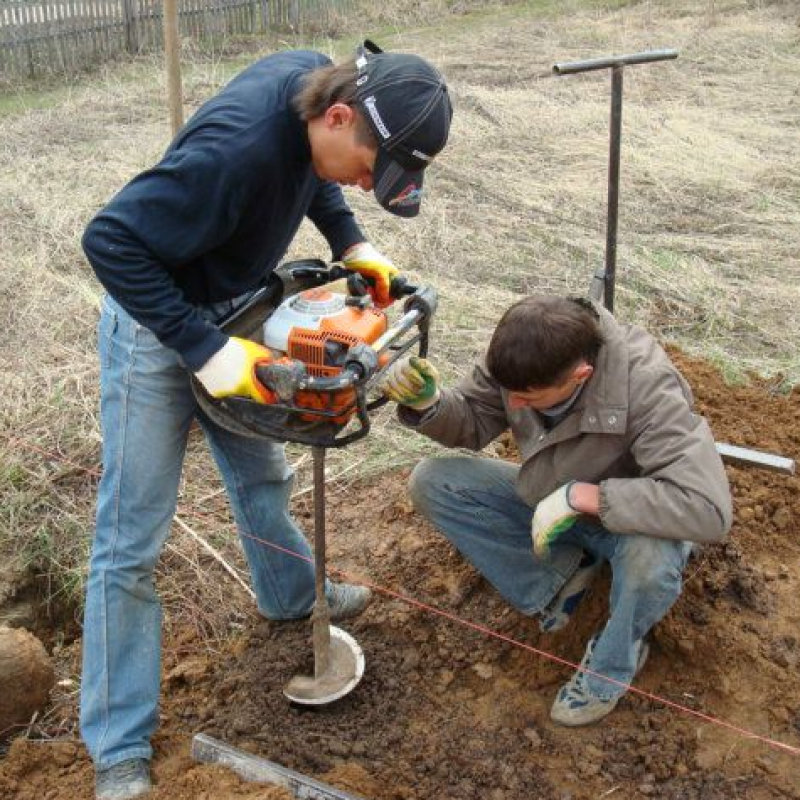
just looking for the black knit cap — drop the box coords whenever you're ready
[354,40,452,217]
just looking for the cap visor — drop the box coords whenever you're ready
[373,149,425,218]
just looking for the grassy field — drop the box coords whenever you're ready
[1,0,798,625]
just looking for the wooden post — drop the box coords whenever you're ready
[122,0,138,53]
[162,0,184,135]
[22,1,36,79]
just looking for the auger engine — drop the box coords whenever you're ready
[192,259,437,448]
[260,287,389,425]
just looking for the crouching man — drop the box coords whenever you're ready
[381,295,732,726]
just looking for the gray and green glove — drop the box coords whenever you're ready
[381,356,441,411]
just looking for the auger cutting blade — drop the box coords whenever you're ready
[283,626,365,706]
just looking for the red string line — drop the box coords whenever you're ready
[235,528,800,758]
[12,437,800,758]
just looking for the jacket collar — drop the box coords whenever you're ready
[574,304,630,436]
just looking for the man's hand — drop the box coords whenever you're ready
[532,482,581,559]
[194,337,275,403]
[381,356,441,411]
[342,242,399,308]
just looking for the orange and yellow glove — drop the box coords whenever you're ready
[194,337,274,403]
[342,242,399,308]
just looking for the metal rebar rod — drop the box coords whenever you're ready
[553,49,678,75]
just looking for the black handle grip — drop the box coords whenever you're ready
[390,275,418,298]
[255,361,306,401]
[347,272,371,297]
[346,272,417,302]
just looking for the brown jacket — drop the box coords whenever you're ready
[406,306,732,543]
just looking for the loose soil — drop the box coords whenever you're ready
[1,351,798,799]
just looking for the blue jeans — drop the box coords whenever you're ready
[80,296,318,768]
[409,456,691,700]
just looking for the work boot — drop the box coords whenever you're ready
[326,582,373,622]
[95,758,151,800]
[550,635,649,727]
[539,551,602,633]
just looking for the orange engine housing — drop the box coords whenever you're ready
[283,293,388,424]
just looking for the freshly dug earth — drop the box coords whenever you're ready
[1,351,798,800]
[0,627,54,738]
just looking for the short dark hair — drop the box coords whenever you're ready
[293,59,377,148]
[486,296,604,391]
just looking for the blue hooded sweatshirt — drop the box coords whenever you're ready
[82,50,364,370]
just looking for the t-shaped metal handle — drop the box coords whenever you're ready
[554,49,679,312]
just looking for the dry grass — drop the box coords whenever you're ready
[1,0,798,645]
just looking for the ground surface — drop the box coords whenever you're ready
[1,351,798,799]
[1,0,799,798]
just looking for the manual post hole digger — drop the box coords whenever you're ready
[192,258,437,706]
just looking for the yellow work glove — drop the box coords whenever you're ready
[342,242,400,309]
[194,337,275,403]
[531,482,580,559]
[381,356,441,411]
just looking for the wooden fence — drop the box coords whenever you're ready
[0,0,350,80]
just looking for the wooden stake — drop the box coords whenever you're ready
[162,0,183,135]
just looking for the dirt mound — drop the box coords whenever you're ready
[0,627,54,740]
[1,352,798,799]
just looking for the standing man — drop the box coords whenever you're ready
[382,295,731,726]
[81,43,451,799]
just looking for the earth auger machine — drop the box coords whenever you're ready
[192,258,437,706]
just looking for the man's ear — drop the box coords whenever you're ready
[574,362,594,383]
[324,103,357,130]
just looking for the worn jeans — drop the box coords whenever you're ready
[80,295,318,768]
[409,456,691,700]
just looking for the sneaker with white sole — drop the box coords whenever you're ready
[95,758,151,800]
[539,551,602,633]
[550,635,650,727]
[326,582,373,622]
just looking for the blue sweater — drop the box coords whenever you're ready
[82,50,364,371]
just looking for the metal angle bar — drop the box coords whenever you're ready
[553,49,678,75]
[715,443,796,476]
[191,734,370,800]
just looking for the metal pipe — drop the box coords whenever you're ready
[311,446,331,679]
[553,49,678,75]
[371,307,424,354]
[605,65,623,313]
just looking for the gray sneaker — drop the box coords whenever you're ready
[95,758,151,800]
[326,582,373,622]
[550,635,650,727]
